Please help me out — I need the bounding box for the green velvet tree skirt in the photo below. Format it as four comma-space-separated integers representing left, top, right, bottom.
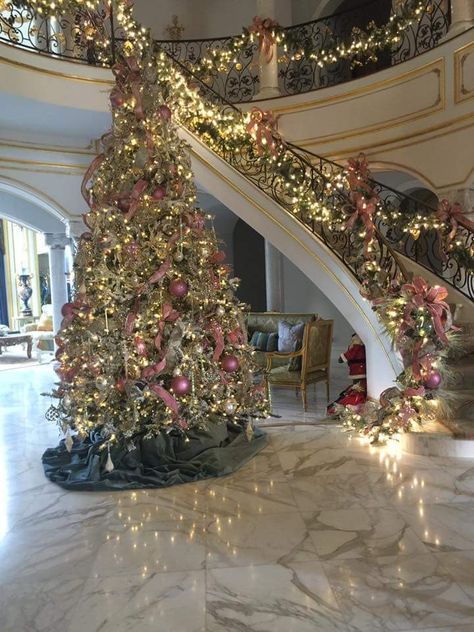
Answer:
42, 420, 267, 491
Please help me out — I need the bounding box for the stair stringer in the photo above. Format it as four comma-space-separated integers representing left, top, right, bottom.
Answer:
181, 127, 402, 398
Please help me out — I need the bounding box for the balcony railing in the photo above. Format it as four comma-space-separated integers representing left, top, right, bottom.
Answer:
0, 0, 450, 101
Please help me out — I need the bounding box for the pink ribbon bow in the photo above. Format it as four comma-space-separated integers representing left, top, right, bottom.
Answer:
436, 199, 474, 245
400, 276, 452, 345
346, 153, 373, 197
345, 192, 378, 257
248, 16, 279, 63
246, 107, 280, 157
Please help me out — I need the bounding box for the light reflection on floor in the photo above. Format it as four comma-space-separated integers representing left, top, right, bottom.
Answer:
1, 365, 474, 631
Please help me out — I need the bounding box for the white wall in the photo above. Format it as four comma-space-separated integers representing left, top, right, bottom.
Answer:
281, 255, 354, 355
134, 0, 294, 39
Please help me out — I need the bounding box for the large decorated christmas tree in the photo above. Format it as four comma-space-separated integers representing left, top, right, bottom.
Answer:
42, 45, 268, 490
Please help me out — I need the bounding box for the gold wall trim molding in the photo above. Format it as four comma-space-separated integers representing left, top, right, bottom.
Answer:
0, 173, 72, 220
188, 140, 399, 375
0, 156, 86, 173
454, 41, 474, 104
0, 138, 96, 156
0, 47, 113, 85
291, 61, 445, 145
272, 58, 445, 115
312, 112, 474, 159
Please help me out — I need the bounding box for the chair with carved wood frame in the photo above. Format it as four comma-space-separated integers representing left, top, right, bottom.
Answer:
264, 319, 334, 411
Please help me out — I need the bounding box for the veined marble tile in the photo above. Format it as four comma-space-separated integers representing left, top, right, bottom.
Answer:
287, 470, 396, 512
67, 570, 205, 632
0, 575, 87, 632
205, 511, 317, 569
302, 506, 427, 560
434, 550, 474, 602
276, 445, 385, 479
206, 561, 354, 631
398, 502, 474, 552
323, 553, 474, 630
389, 467, 474, 507
204, 478, 298, 517
0, 522, 99, 583
90, 519, 207, 577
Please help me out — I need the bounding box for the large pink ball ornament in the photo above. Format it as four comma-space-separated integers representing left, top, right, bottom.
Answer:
221, 355, 240, 373
159, 105, 172, 121
423, 370, 442, 390
152, 186, 166, 201
169, 278, 188, 298
170, 375, 191, 396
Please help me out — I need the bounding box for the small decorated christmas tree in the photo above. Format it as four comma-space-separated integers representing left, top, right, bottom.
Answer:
43, 47, 268, 489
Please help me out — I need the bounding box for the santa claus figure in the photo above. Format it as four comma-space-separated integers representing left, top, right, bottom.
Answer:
327, 333, 367, 415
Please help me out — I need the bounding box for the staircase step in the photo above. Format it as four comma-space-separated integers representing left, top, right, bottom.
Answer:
401, 432, 474, 458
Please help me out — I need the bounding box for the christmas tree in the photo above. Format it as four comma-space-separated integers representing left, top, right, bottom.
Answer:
43, 46, 268, 489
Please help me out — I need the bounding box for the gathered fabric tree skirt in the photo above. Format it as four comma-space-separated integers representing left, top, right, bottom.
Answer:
42, 419, 267, 491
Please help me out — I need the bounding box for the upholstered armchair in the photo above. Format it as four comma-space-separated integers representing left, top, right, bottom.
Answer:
264, 319, 334, 411
22, 304, 54, 361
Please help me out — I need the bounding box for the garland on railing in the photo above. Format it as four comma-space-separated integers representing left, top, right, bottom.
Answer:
174, 0, 436, 82
334, 156, 460, 442
35, 0, 465, 442
11, 0, 101, 16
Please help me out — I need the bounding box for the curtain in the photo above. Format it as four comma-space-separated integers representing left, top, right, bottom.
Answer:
0, 220, 9, 326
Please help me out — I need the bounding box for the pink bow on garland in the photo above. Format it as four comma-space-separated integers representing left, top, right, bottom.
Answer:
400, 276, 452, 345
346, 153, 374, 198
248, 16, 279, 63
436, 199, 474, 245
345, 192, 378, 257
246, 107, 280, 157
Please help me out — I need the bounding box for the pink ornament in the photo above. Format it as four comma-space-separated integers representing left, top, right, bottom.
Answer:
110, 88, 125, 108
61, 303, 74, 318
169, 278, 188, 298
423, 370, 442, 390
152, 186, 166, 200
221, 355, 240, 373
124, 241, 139, 257
170, 375, 191, 396
159, 105, 172, 121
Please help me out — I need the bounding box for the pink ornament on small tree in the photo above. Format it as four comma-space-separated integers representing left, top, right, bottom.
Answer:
152, 186, 166, 200
169, 278, 188, 298
170, 375, 191, 396
423, 370, 442, 390
159, 105, 172, 121
221, 355, 240, 373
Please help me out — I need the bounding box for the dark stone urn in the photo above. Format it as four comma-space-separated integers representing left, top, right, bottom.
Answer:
18, 274, 33, 316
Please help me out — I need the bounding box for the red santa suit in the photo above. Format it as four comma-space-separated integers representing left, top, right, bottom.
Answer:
327, 334, 367, 415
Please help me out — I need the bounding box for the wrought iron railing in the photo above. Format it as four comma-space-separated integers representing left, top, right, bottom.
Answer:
287, 144, 474, 301
0, 0, 450, 100
158, 47, 406, 292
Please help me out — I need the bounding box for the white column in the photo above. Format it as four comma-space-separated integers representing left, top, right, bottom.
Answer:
449, 0, 474, 35
45, 233, 70, 334
264, 240, 284, 311
254, 0, 281, 99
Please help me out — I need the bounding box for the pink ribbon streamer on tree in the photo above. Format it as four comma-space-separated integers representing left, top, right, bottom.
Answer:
81, 153, 105, 208
112, 55, 144, 120
248, 16, 279, 63
400, 276, 452, 346
246, 107, 280, 157
141, 357, 167, 380
149, 383, 179, 414
210, 322, 225, 361
124, 311, 137, 336
154, 302, 180, 353
120, 179, 148, 221
436, 199, 474, 244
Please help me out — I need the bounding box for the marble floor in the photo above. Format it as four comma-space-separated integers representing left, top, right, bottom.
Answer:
1, 366, 474, 631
